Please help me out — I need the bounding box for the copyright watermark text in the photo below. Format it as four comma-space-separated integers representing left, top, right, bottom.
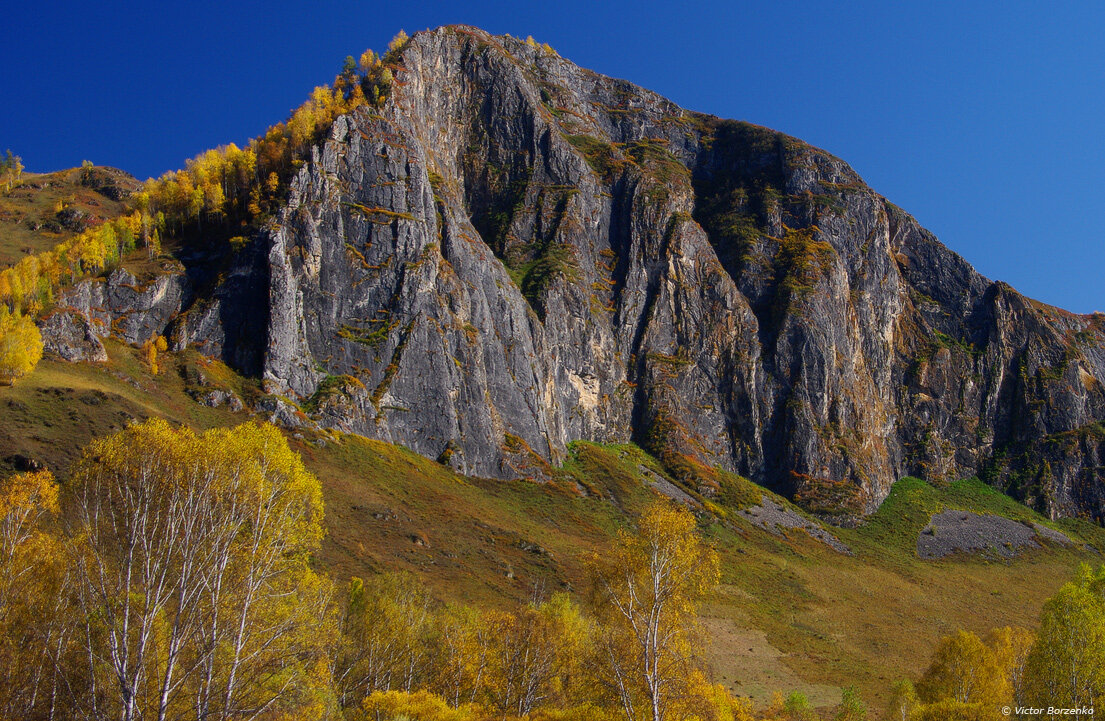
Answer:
1003, 707, 1094, 716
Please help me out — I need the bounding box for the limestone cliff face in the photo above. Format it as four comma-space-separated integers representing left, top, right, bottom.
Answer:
45, 26, 1105, 522
41, 266, 189, 361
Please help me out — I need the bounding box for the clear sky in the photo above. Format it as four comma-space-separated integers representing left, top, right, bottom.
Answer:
5, 1, 1104, 312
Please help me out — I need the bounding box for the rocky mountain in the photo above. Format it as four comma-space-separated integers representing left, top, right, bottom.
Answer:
40, 26, 1105, 523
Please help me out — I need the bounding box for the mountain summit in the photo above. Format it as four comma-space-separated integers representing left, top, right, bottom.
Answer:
40, 26, 1105, 522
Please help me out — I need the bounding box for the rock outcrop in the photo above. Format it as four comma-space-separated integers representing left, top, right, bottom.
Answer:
41, 26, 1105, 522
39, 265, 189, 353
38, 310, 107, 362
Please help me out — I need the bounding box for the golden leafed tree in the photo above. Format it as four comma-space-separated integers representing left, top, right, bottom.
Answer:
0, 470, 58, 610
986, 626, 1035, 710
0, 469, 66, 718
1023, 565, 1105, 717
481, 593, 587, 718
358, 48, 378, 74
1, 150, 23, 194
916, 630, 1007, 712
0, 306, 43, 385
66, 418, 334, 721
142, 334, 168, 374
587, 500, 719, 721
387, 29, 409, 56
336, 571, 436, 708
885, 679, 921, 721
432, 602, 493, 709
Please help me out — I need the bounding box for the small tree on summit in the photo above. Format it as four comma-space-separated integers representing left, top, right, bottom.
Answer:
359, 48, 378, 73
387, 29, 409, 58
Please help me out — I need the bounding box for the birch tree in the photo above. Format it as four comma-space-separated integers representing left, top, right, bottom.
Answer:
986, 626, 1035, 710
916, 630, 1006, 707
432, 603, 491, 708
587, 501, 719, 721
0, 470, 67, 719
1, 150, 22, 193
1023, 565, 1105, 717
483, 594, 585, 719
65, 419, 333, 721
335, 571, 434, 708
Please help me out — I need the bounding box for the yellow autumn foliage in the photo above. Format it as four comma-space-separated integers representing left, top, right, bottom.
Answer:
361, 689, 485, 721
142, 333, 168, 374
0, 469, 62, 717
0, 30, 408, 342
59, 419, 333, 720
0, 306, 43, 385
588, 501, 720, 721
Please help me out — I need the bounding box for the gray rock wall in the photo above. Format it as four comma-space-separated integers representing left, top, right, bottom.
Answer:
39, 266, 189, 358
38, 26, 1105, 522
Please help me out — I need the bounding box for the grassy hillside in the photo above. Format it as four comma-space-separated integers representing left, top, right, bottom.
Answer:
0, 166, 138, 266
704, 477, 1103, 710
0, 346, 1101, 715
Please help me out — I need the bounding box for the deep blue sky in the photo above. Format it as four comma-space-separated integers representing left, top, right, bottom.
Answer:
6, 1, 1104, 312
